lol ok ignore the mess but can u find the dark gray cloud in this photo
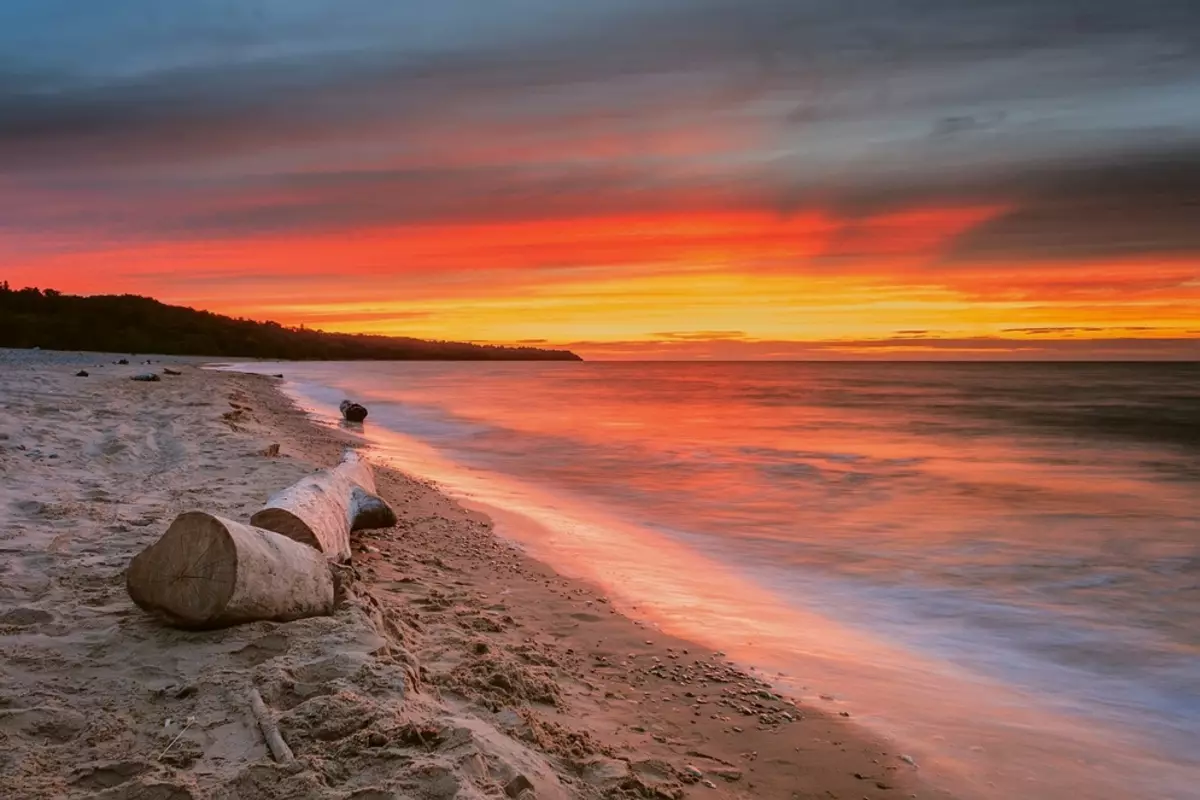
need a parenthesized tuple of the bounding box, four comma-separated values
(2, 0, 1199, 261)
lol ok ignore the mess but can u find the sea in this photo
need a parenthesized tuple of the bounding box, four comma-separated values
(228, 361, 1200, 799)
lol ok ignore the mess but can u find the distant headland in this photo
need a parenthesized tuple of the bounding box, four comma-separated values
(0, 283, 581, 361)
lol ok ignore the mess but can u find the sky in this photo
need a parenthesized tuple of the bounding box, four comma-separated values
(1, 0, 1198, 359)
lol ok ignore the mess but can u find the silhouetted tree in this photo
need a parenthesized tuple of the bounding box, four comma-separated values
(0, 283, 581, 361)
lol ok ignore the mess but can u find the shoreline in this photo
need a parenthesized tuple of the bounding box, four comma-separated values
(0, 352, 948, 799)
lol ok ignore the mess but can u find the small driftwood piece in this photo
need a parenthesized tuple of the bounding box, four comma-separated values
(249, 688, 294, 764)
(163, 367, 182, 376)
(251, 449, 395, 562)
(126, 512, 336, 629)
(340, 399, 368, 423)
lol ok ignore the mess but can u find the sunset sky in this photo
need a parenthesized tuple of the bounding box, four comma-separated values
(2, 1, 1198, 359)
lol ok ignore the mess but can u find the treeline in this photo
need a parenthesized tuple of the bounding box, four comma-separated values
(0, 284, 581, 361)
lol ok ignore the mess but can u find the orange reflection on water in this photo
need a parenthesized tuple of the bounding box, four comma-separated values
(345, 414, 1180, 800)
(250, 362, 1195, 800)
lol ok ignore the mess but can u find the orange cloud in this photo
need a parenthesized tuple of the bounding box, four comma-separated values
(4, 200, 1197, 359)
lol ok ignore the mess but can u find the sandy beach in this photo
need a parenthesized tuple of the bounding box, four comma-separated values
(0, 351, 949, 800)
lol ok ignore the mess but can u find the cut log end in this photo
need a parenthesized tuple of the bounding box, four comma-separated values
(249, 507, 322, 552)
(126, 512, 240, 626)
(126, 511, 335, 629)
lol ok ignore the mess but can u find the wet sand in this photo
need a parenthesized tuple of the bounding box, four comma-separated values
(0, 352, 950, 799)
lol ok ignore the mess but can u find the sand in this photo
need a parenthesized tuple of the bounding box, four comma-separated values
(0, 351, 954, 800)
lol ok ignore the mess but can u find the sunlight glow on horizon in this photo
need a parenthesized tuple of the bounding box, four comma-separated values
(5, 201, 1198, 359)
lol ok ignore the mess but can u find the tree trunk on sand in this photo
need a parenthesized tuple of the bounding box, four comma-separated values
(126, 512, 335, 629)
(250, 449, 395, 562)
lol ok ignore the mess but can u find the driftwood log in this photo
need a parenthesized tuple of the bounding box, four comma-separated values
(340, 400, 368, 423)
(250, 450, 395, 562)
(126, 512, 336, 629)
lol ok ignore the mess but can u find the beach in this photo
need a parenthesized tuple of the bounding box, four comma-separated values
(0, 351, 944, 800)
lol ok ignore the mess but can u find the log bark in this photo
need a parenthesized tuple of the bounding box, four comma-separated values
(340, 399, 368, 423)
(250, 449, 394, 562)
(126, 511, 335, 629)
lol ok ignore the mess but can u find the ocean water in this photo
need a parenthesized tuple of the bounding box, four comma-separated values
(231, 361, 1200, 799)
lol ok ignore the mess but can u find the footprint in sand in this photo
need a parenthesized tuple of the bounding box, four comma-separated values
(0, 705, 88, 744)
(71, 760, 151, 791)
(0, 607, 54, 626)
(233, 633, 291, 666)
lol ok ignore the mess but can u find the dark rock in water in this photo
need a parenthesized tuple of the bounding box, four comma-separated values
(163, 368, 182, 376)
(131, 373, 160, 382)
(340, 399, 368, 423)
(75, 370, 89, 377)
(117, 358, 129, 365)
(350, 487, 398, 531)
(273, 373, 284, 378)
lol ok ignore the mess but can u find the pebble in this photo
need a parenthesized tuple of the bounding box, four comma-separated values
(504, 775, 534, 799)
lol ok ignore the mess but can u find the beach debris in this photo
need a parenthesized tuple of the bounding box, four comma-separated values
(340, 399, 369, 422)
(117, 358, 129, 365)
(75, 370, 89, 377)
(259, 442, 281, 457)
(126, 511, 336, 629)
(249, 687, 295, 764)
(899, 754, 917, 767)
(131, 373, 160, 382)
(251, 449, 395, 562)
(504, 774, 535, 798)
(273, 373, 284, 378)
(158, 715, 196, 761)
(163, 367, 182, 376)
